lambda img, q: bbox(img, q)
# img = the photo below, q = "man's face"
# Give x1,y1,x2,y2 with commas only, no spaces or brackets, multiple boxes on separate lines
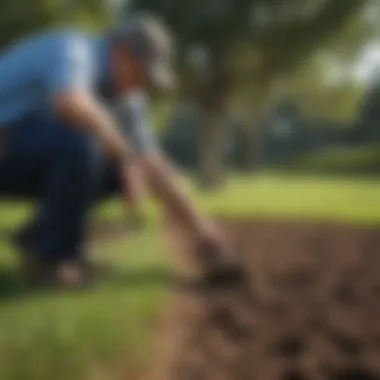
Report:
110,43,148,94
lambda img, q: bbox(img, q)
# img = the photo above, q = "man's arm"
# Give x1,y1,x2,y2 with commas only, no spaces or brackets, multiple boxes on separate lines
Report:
118,92,207,238
55,92,132,163
120,93,244,283
45,33,132,164
138,153,207,236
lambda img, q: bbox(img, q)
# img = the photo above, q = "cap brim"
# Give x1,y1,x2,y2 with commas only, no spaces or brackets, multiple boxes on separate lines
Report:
149,61,176,91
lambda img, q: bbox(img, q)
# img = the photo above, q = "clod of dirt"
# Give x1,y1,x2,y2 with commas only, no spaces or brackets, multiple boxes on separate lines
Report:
174,360,209,380
330,368,378,380
327,331,363,356
272,336,306,358
370,284,380,298
279,270,317,289
209,306,249,342
281,369,308,380
332,283,358,305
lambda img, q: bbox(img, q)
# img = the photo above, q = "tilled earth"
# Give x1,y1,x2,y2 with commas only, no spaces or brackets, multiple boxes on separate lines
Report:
142,219,380,380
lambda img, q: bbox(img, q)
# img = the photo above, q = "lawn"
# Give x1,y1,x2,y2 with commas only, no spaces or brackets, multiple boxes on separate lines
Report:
1,173,380,380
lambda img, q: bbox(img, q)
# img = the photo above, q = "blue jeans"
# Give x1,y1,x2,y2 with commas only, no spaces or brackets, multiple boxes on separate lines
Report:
0,117,121,262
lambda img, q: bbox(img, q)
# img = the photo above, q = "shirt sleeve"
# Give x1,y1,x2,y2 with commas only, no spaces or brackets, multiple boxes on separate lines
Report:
44,33,95,93
115,92,159,154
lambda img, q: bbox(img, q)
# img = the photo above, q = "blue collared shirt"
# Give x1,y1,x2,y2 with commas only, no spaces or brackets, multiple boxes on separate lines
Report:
0,27,156,153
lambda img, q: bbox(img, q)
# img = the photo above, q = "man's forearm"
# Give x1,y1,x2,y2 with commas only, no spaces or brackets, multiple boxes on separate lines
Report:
56,92,133,163
141,156,205,235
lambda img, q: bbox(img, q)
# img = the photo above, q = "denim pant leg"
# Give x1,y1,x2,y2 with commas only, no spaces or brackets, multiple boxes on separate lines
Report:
0,118,109,262
35,123,112,262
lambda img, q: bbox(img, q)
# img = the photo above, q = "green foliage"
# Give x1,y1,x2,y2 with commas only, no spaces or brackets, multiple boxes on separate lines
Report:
0,0,60,47
0,0,113,48
127,0,368,119
127,0,367,69
272,143,380,178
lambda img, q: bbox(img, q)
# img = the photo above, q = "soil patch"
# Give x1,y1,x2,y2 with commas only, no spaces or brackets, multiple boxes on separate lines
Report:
141,218,380,380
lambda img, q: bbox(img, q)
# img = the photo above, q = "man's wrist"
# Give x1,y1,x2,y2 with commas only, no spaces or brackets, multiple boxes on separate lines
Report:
117,150,135,167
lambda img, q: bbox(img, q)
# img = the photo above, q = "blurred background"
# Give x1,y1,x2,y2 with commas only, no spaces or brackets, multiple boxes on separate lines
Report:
2,1,380,380
2,0,380,186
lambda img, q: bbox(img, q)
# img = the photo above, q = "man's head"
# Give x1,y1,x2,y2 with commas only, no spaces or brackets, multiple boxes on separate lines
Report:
109,14,176,94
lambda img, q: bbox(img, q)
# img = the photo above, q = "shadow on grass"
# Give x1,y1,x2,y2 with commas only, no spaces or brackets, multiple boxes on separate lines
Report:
0,265,173,302
0,267,26,299
0,226,13,242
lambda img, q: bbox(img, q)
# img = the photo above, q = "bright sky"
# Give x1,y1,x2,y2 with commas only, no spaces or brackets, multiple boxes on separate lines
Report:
324,40,380,88
353,41,380,85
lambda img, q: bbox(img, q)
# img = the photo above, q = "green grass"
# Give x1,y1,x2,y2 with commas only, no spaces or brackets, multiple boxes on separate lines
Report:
102,172,380,225
0,217,166,380
1,173,380,380
197,173,380,225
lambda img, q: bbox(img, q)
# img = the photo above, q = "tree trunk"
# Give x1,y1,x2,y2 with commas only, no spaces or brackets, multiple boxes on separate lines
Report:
241,119,263,171
197,108,227,190
195,44,232,190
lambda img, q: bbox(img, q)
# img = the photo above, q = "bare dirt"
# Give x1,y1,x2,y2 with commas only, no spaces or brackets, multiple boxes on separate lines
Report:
140,218,380,380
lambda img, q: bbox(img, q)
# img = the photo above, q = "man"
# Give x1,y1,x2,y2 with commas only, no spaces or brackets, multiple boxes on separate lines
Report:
0,15,233,288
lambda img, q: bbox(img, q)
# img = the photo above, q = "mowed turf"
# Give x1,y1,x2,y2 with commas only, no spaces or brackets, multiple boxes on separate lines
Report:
1,173,380,380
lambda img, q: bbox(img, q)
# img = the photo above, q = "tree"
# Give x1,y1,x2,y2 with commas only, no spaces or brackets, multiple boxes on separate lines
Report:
127,0,369,188
0,0,113,48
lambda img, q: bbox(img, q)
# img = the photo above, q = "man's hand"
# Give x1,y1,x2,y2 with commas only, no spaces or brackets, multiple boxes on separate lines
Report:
195,220,226,251
139,153,244,284
162,208,244,287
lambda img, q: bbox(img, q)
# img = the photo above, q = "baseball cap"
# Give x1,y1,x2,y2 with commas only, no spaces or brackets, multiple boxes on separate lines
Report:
111,14,176,91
